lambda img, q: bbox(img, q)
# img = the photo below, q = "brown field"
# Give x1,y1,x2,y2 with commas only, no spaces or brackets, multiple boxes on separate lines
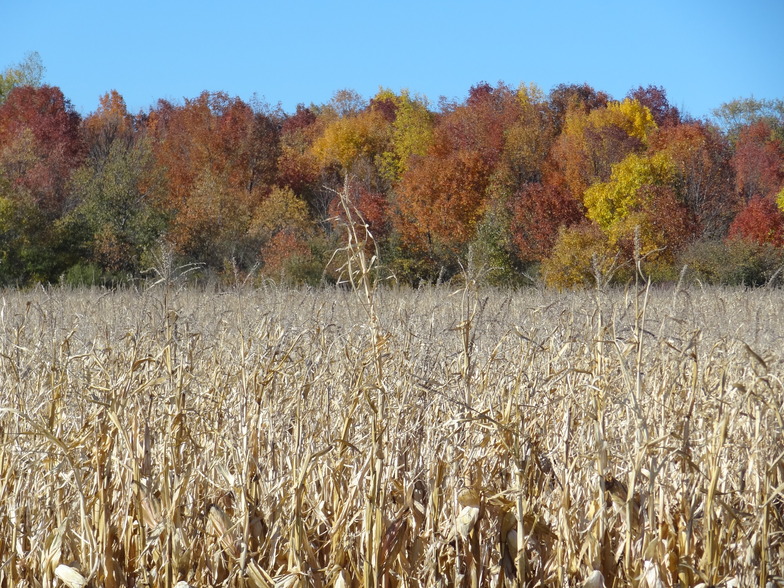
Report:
0,282,782,587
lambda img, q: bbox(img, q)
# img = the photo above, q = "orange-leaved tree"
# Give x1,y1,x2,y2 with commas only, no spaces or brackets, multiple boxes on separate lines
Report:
277,104,321,199
393,83,520,267
148,92,280,269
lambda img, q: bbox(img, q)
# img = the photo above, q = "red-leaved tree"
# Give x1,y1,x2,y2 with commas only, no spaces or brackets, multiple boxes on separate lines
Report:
509,182,585,262
732,121,784,201
0,85,84,216
727,195,784,246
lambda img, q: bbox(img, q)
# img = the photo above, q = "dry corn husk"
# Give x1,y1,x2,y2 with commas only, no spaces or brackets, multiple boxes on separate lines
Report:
455,486,481,539
409,479,427,532
54,564,87,588
583,569,605,588
207,504,237,554
246,559,275,588
334,568,349,588
455,504,480,539
641,560,663,588
273,572,301,588
379,511,409,576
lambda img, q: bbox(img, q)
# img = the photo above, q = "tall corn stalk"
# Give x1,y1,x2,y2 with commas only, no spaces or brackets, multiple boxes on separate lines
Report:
330,176,388,588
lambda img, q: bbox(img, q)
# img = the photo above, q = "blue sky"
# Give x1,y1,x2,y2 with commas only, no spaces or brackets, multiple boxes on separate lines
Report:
2,0,782,119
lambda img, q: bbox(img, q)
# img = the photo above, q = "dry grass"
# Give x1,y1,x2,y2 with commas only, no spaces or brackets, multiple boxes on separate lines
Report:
0,281,783,587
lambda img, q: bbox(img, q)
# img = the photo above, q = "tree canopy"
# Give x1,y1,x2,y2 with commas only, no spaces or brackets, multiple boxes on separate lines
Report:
1,54,783,288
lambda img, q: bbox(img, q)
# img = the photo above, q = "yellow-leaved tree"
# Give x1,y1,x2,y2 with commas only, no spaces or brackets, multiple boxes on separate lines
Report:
311,107,391,173
552,98,657,199
584,151,695,261
377,89,435,184
607,98,657,143
584,152,675,230
310,88,403,179
541,222,613,289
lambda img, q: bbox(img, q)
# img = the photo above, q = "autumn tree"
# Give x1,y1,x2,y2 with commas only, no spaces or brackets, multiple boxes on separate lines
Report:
246,104,283,193
449,84,559,282
393,83,521,269
281,91,386,222
150,92,278,211
249,186,312,244
437,82,522,168
612,184,696,262
509,182,584,262
395,148,490,258
172,168,258,268
550,98,656,199
0,85,84,282
0,52,45,104
584,151,673,231
547,83,609,134
66,92,166,275
583,151,694,262
540,222,614,289
82,90,134,161
148,92,280,269
311,100,392,183
495,83,557,192
326,183,392,243
651,120,736,238
248,186,325,283
727,195,784,246
377,90,435,184
277,104,321,197
731,121,784,201
626,85,680,127
0,85,84,216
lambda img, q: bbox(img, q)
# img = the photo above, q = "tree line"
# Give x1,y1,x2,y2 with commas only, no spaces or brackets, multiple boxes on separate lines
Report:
1,53,784,288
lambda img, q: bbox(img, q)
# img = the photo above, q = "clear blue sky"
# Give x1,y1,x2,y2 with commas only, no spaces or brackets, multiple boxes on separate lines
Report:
2,0,783,119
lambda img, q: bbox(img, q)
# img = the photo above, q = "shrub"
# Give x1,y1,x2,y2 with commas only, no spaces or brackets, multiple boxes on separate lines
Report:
468,197,532,286
60,261,131,287
679,239,784,286
541,222,617,289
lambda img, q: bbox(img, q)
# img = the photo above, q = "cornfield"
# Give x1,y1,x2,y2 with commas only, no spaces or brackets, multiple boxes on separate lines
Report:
0,281,782,587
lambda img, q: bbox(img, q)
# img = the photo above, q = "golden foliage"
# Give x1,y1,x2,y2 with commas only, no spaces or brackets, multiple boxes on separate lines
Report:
583,152,676,232
541,222,613,289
